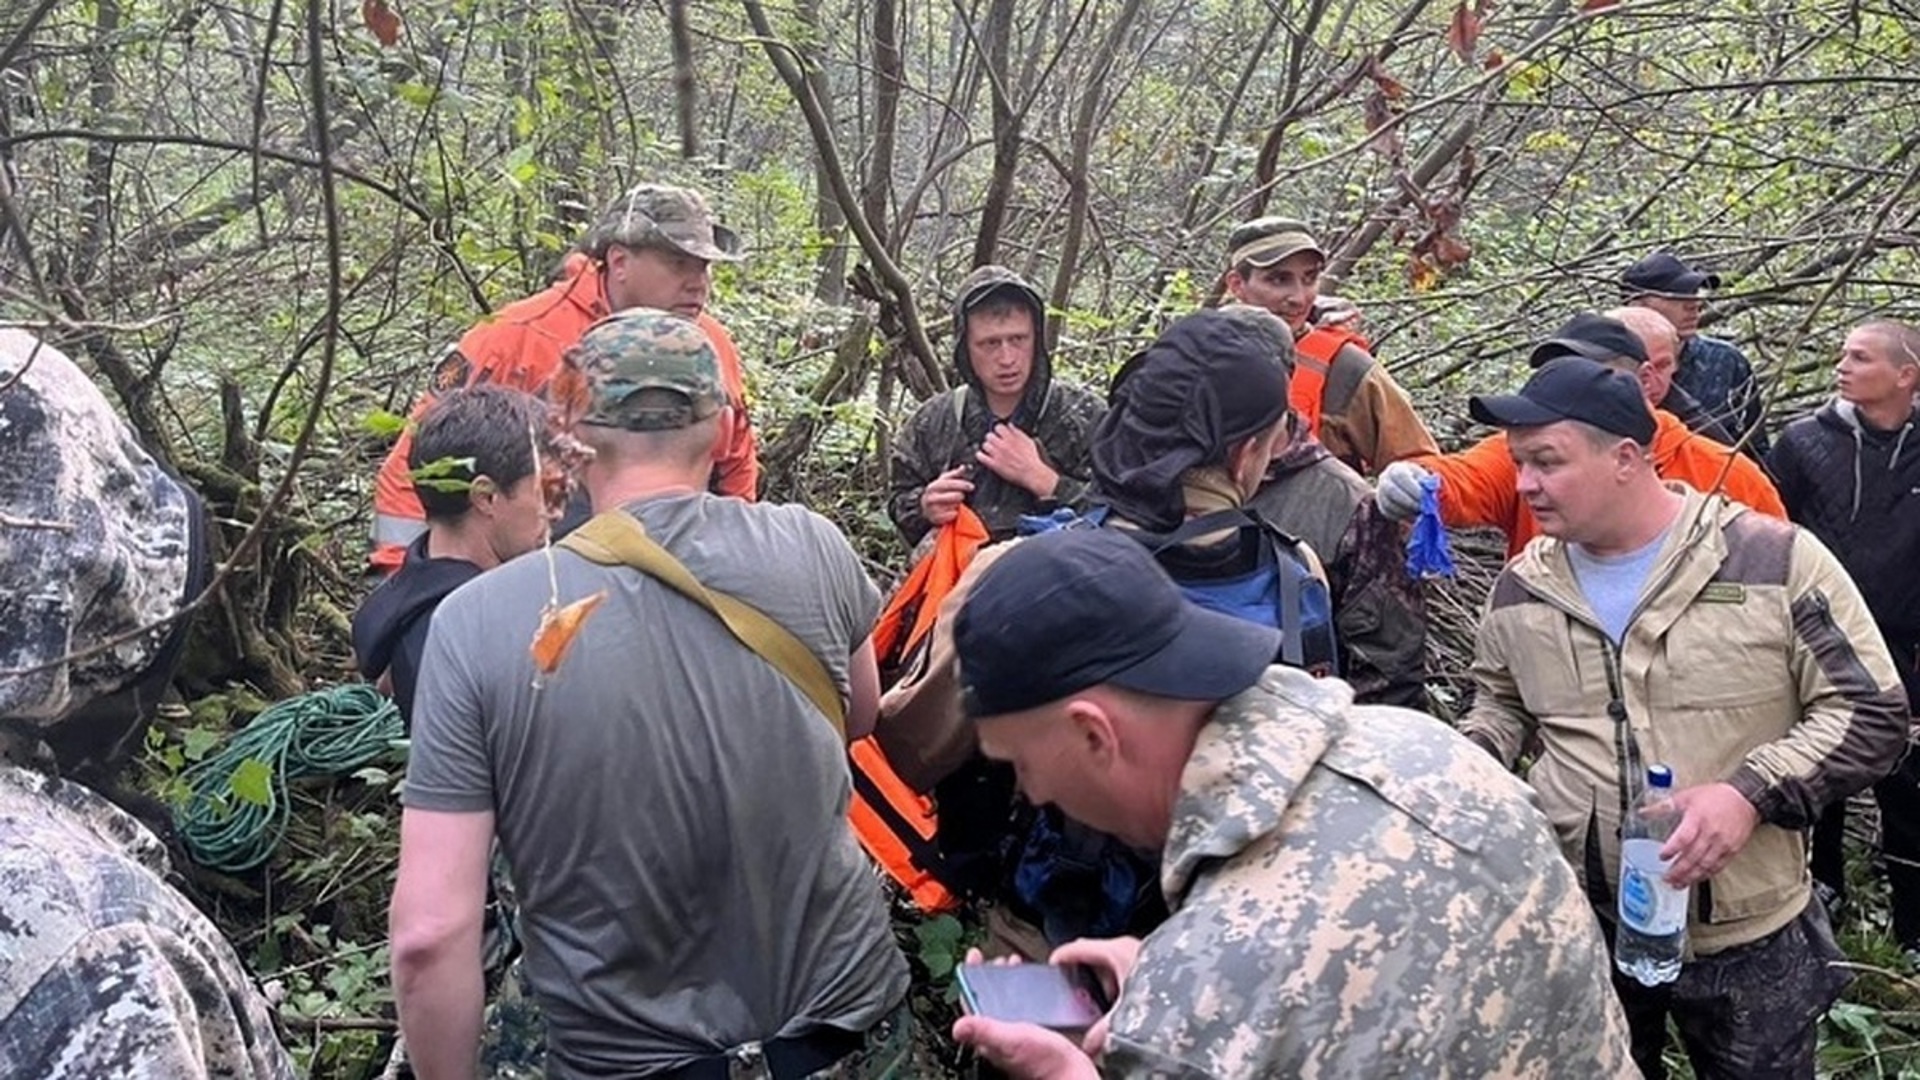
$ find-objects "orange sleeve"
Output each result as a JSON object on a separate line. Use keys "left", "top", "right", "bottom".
{"left": 1708, "top": 446, "right": 1788, "bottom": 519}
{"left": 698, "top": 313, "right": 760, "bottom": 501}
{"left": 1413, "top": 432, "right": 1531, "bottom": 555}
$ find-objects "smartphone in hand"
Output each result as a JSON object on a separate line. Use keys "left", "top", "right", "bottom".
{"left": 955, "top": 962, "right": 1110, "bottom": 1033}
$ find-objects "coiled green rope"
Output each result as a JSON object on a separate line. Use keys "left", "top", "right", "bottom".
{"left": 176, "top": 684, "right": 405, "bottom": 873}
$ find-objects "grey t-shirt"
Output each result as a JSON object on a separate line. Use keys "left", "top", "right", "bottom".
{"left": 405, "top": 493, "right": 907, "bottom": 1076}
{"left": 1568, "top": 526, "right": 1671, "bottom": 645}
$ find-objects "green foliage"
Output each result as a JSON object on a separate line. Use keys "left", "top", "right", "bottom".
{"left": 229, "top": 757, "right": 275, "bottom": 807}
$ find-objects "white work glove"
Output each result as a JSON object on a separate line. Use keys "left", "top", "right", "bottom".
{"left": 1375, "top": 461, "right": 1434, "bottom": 522}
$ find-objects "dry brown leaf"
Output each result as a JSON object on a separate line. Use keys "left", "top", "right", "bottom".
{"left": 1445, "top": 3, "right": 1481, "bottom": 63}
{"left": 531, "top": 590, "right": 607, "bottom": 675}
{"left": 362, "top": 0, "right": 401, "bottom": 46}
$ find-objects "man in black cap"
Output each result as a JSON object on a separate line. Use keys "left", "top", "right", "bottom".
{"left": 945, "top": 528, "right": 1635, "bottom": 1079}
{"left": 1462, "top": 356, "right": 1908, "bottom": 1078}
{"left": 1623, "top": 250, "right": 1768, "bottom": 456}
{"left": 1372, "top": 312, "right": 1784, "bottom": 558}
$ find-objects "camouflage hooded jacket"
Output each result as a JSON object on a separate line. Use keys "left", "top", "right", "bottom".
{"left": 1102, "top": 669, "right": 1639, "bottom": 1079}
{"left": 887, "top": 266, "right": 1106, "bottom": 546}
{"left": 0, "top": 766, "right": 294, "bottom": 1077}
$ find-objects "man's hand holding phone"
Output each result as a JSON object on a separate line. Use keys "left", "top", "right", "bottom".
{"left": 950, "top": 938, "right": 1142, "bottom": 1080}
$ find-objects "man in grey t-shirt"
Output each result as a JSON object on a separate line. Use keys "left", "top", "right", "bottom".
{"left": 389, "top": 309, "right": 909, "bottom": 1079}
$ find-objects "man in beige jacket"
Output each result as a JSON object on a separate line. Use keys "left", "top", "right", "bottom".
{"left": 1462, "top": 355, "right": 1909, "bottom": 1079}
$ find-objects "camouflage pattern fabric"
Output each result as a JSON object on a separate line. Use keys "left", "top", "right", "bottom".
{"left": 1101, "top": 668, "right": 1640, "bottom": 1079}
{"left": 0, "top": 329, "right": 191, "bottom": 723}
{"left": 583, "top": 184, "right": 742, "bottom": 263}
{"left": 888, "top": 383, "right": 1106, "bottom": 545}
{"left": 555, "top": 309, "right": 728, "bottom": 432}
{"left": 1611, "top": 901, "right": 1849, "bottom": 1079}
{"left": 0, "top": 766, "right": 294, "bottom": 1077}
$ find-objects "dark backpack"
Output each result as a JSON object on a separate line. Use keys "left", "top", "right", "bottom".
{"left": 1022, "top": 505, "right": 1340, "bottom": 675}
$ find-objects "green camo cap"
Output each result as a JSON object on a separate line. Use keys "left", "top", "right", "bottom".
{"left": 585, "top": 184, "right": 742, "bottom": 263}
{"left": 565, "top": 309, "right": 727, "bottom": 431}
{"left": 1227, "top": 216, "right": 1325, "bottom": 269}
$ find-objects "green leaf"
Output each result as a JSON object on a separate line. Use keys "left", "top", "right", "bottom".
{"left": 362, "top": 409, "right": 409, "bottom": 437}
{"left": 230, "top": 758, "right": 275, "bottom": 807}
{"left": 182, "top": 727, "right": 221, "bottom": 763}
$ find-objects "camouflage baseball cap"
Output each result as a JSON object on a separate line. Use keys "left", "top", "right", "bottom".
{"left": 561, "top": 309, "right": 728, "bottom": 431}
{"left": 585, "top": 184, "right": 742, "bottom": 263}
{"left": 1227, "top": 216, "right": 1326, "bottom": 269}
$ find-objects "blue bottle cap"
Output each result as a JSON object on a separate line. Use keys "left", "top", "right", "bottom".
{"left": 1646, "top": 764, "right": 1674, "bottom": 789}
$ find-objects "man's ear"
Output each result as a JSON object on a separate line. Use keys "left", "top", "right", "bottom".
{"left": 467, "top": 474, "right": 500, "bottom": 517}
{"left": 1223, "top": 269, "right": 1247, "bottom": 301}
{"left": 1063, "top": 696, "right": 1120, "bottom": 769}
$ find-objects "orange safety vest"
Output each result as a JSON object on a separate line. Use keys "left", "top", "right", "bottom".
{"left": 847, "top": 507, "right": 990, "bottom": 914}
{"left": 1290, "top": 325, "right": 1371, "bottom": 441}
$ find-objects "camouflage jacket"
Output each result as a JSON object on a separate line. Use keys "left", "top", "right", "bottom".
{"left": 0, "top": 766, "right": 294, "bottom": 1078}
{"left": 888, "top": 382, "right": 1106, "bottom": 547}
{"left": 1676, "top": 333, "right": 1768, "bottom": 458}
{"left": 1249, "top": 437, "right": 1428, "bottom": 710}
{"left": 1, "top": 329, "right": 192, "bottom": 723}
{"left": 1102, "top": 669, "right": 1639, "bottom": 1079}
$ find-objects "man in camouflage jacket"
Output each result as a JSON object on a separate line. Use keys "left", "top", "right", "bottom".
{"left": 948, "top": 529, "right": 1638, "bottom": 1079}
{"left": 1, "top": 331, "right": 292, "bottom": 1077}
{"left": 887, "top": 265, "right": 1105, "bottom": 547}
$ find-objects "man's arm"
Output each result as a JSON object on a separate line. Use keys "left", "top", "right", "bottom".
{"left": 847, "top": 636, "right": 882, "bottom": 741}
{"left": 1412, "top": 434, "right": 1524, "bottom": 535}
{"left": 1460, "top": 583, "right": 1537, "bottom": 767}
{"left": 1326, "top": 356, "right": 1439, "bottom": 474}
{"left": 390, "top": 808, "right": 495, "bottom": 1080}
{"left": 888, "top": 399, "right": 947, "bottom": 547}
{"left": 1724, "top": 531, "right": 1911, "bottom": 828}
{"left": 1764, "top": 435, "right": 1809, "bottom": 521}
{"left": 698, "top": 313, "right": 760, "bottom": 501}
{"left": 391, "top": 601, "right": 503, "bottom": 1078}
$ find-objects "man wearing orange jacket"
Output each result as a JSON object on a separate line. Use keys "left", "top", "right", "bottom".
{"left": 1376, "top": 311, "right": 1784, "bottom": 558}
{"left": 1223, "top": 216, "right": 1438, "bottom": 475}
{"left": 370, "top": 184, "right": 758, "bottom": 572}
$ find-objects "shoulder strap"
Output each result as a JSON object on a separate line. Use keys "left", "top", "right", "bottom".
{"left": 558, "top": 511, "right": 846, "bottom": 738}
{"left": 1149, "top": 507, "right": 1259, "bottom": 550}
{"left": 952, "top": 384, "right": 968, "bottom": 428}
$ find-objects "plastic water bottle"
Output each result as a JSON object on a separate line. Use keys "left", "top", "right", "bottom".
{"left": 1616, "top": 764, "right": 1689, "bottom": 986}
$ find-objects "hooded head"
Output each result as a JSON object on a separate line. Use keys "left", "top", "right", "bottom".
{"left": 952, "top": 265, "right": 1051, "bottom": 424}
{"left": 1092, "top": 310, "right": 1292, "bottom": 530}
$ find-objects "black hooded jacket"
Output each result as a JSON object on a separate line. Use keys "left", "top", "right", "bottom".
{"left": 1768, "top": 398, "right": 1920, "bottom": 706}
{"left": 887, "top": 266, "right": 1106, "bottom": 546}
{"left": 350, "top": 534, "right": 482, "bottom": 726}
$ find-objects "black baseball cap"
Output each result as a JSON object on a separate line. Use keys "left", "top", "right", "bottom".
{"left": 1469, "top": 356, "right": 1657, "bottom": 445}
{"left": 1622, "top": 251, "right": 1721, "bottom": 298}
{"left": 955, "top": 529, "right": 1280, "bottom": 718}
{"left": 1527, "top": 312, "right": 1648, "bottom": 368}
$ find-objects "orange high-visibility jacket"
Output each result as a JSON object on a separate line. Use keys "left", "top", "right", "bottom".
{"left": 1293, "top": 327, "right": 1438, "bottom": 475}
{"left": 847, "top": 507, "right": 992, "bottom": 915}
{"left": 370, "top": 258, "right": 757, "bottom": 572}
{"left": 1417, "top": 409, "right": 1788, "bottom": 559}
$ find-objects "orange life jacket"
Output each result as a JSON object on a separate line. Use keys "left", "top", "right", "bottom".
{"left": 847, "top": 507, "right": 990, "bottom": 914}
{"left": 1290, "top": 325, "right": 1371, "bottom": 441}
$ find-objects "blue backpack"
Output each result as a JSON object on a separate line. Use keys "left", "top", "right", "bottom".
{"left": 1003, "top": 505, "right": 1341, "bottom": 945}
